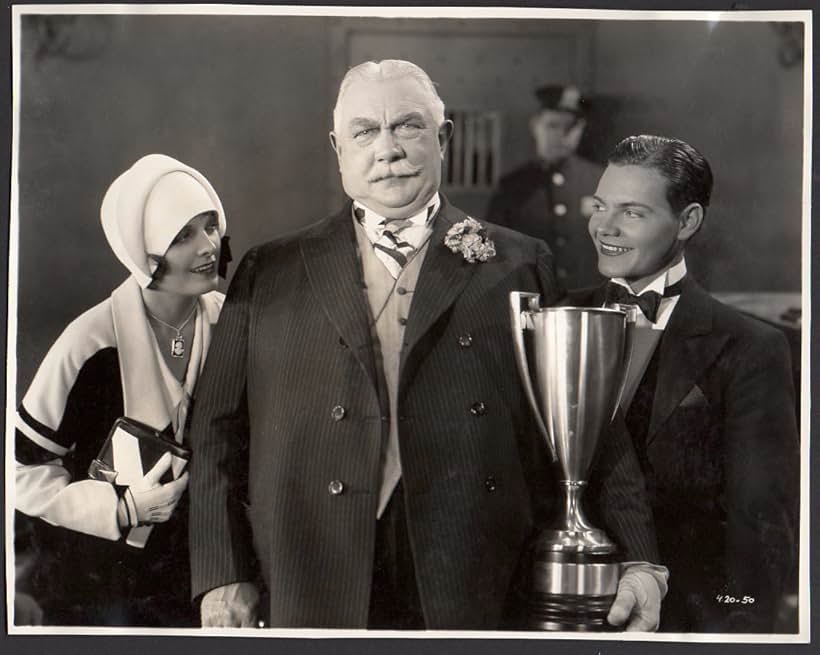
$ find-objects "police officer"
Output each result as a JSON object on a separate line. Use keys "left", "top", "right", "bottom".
{"left": 486, "top": 84, "right": 604, "bottom": 288}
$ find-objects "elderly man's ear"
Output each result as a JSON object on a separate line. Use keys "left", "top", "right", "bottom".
{"left": 438, "top": 120, "right": 455, "bottom": 158}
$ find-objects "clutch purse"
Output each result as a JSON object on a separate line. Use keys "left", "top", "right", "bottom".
{"left": 89, "top": 417, "right": 191, "bottom": 548}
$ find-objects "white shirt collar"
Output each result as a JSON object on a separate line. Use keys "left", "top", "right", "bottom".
{"left": 611, "top": 256, "right": 687, "bottom": 296}
{"left": 353, "top": 193, "right": 440, "bottom": 244}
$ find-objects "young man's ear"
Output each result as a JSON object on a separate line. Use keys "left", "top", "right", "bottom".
{"left": 438, "top": 120, "right": 455, "bottom": 158}
{"left": 677, "top": 203, "right": 704, "bottom": 242}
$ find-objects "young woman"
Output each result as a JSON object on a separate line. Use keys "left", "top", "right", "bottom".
{"left": 14, "top": 154, "right": 230, "bottom": 627}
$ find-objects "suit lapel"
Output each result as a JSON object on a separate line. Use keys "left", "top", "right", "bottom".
{"left": 300, "top": 204, "right": 380, "bottom": 392}
{"left": 400, "top": 198, "right": 478, "bottom": 383}
{"left": 647, "top": 278, "right": 727, "bottom": 443}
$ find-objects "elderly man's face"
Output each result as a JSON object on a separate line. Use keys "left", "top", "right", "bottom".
{"left": 330, "top": 76, "right": 452, "bottom": 219}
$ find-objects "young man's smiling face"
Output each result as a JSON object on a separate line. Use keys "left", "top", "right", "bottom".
{"left": 588, "top": 164, "right": 690, "bottom": 292}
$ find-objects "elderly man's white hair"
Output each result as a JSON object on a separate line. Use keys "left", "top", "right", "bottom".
{"left": 332, "top": 59, "right": 447, "bottom": 132}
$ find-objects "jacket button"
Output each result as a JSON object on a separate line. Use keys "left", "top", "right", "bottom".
{"left": 457, "top": 333, "right": 473, "bottom": 348}
{"left": 328, "top": 480, "right": 345, "bottom": 495}
{"left": 470, "top": 401, "right": 487, "bottom": 416}
{"left": 552, "top": 171, "right": 565, "bottom": 187}
{"left": 398, "top": 317, "right": 408, "bottom": 326}
{"left": 396, "top": 286, "right": 408, "bottom": 295}
{"left": 555, "top": 236, "right": 567, "bottom": 248}
{"left": 557, "top": 267, "right": 568, "bottom": 279}
{"left": 554, "top": 203, "right": 567, "bottom": 217}
{"left": 331, "top": 405, "right": 346, "bottom": 421}
{"left": 484, "top": 476, "right": 497, "bottom": 492}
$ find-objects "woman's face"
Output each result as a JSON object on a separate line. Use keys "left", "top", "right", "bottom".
{"left": 153, "top": 211, "right": 221, "bottom": 297}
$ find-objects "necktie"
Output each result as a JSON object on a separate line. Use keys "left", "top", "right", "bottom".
{"left": 355, "top": 208, "right": 418, "bottom": 279}
{"left": 604, "top": 281, "right": 682, "bottom": 323}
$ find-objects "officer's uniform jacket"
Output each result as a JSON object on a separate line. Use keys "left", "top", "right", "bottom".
{"left": 486, "top": 154, "right": 604, "bottom": 289}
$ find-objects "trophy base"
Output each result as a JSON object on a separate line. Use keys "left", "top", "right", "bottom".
{"left": 528, "top": 550, "right": 621, "bottom": 632}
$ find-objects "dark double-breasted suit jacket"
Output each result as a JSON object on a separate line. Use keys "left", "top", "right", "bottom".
{"left": 188, "top": 197, "right": 659, "bottom": 629}
{"left": 566, "top": 277, "right": 799, "bottom": 632}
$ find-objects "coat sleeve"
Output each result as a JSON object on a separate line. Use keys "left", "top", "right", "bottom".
{"left": 587, "top": 409, "right": 660, "bottom": 564}
{"left": 188, "top": 247, "right": 260, "bottom": 602}
{"left": 718, "top": 326, "right": 799, "bottom": 631}
{"left": 15, "top": 318, "right": 122, "bottom": 541}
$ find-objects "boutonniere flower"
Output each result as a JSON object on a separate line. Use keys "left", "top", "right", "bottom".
{"left": 444, "top": 217, "right": 496, "bottom": 263}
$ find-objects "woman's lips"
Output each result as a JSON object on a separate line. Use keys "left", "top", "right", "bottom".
{"left": 191, "top": 261, "right": 216, "bottom": 274}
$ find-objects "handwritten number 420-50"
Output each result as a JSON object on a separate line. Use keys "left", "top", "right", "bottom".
{"left": 716, "top": 595, "right": 755, "bottom": 604}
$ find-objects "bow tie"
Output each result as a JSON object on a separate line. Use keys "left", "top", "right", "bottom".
{"left": 604, "top": 281, "right": 682, "bottom": 323}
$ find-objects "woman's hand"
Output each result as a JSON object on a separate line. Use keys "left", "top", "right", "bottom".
{"left": 117, "top": 452, "right": 189, "bottom": 528}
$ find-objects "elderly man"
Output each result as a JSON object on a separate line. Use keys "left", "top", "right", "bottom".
{"left": 568, "top": 135, "right": 799, "bottom": 631}
{"left": 188, "top": 60, "right": 666, "bottom": 630}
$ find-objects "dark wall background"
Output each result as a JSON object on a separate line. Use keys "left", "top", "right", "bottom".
{"left": 14, "top": 13, "right": 805, "bottom": 394}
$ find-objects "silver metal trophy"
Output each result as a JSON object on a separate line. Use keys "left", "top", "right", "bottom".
{"left": 510, "top": 293, "right": 634, "bottom": 631}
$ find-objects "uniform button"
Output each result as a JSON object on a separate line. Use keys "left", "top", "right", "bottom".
{"left": 484, "top": 476, "right": 497, "bottom": 492}
{"left": 398, "top": 317, "right": 408, "bottom": 326}
{"left": 555, "top": 236, "right": 567, "bottom": 248}
{"left": 557, "top": 267, "right": 568, "bottom": 279}
{"left": 470, "top": 401, "right": 487, "bottom": 416}
{"left": 396, "top": 286, "right": 408, "bottom": 295}
{"left": 554, "top": 203, "right": 567, "bottom": 217}
{"left": 457, "top": 333, "right": 473, "bottom": 348}
{"left": 328, "top": 480, "right": 345, "bottom": 495}
{"left": 331, "top": 405, "right": 346, "bottom": 421}
{"left": 551, "top": 171, "right": 565, "bottom": 186}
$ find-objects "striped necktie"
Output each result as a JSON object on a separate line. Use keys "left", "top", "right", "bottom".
{"left": 355, "top": 208, "right": 418, "bottom": 279}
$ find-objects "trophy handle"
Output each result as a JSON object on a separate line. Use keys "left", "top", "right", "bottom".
{"left": 509, "top": 292, "right": 558, "bottom": 464}
{"left": 611, "top": 305, "right": 638, "bottom": 422}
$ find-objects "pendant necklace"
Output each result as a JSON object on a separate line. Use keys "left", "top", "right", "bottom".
{"left": 146, "top": 302, "right": 197, "bottom": 358}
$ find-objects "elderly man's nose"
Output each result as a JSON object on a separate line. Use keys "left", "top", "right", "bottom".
{"left": 375, "top": 130, "right": 403, "bottom": 162}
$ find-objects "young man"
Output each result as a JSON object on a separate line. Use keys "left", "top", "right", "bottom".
{"left": 187, "top": 62, "right": 667, "bottom": 630}
{"left": 568, "top": 134, "right": 799, "bottom": 632}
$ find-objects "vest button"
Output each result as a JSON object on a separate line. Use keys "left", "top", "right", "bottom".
{"left": 552, "top": 171, "right": 565, "bottom": 187}
{"left": 484, "top": 476, "right": 497, "bottom": 492}
{"left": 328, "top": 480, "right": 345, "bottom": 495}
{"left": 331, "top": 405, "right": 346, "bottom": 421}
{"left": 457, "top": 333, "right": 473, "bottom": 348}
{"left": 470, "top": 401, "right": 487, "bottom": 416}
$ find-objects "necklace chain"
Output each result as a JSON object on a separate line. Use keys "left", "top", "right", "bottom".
{"left": 146, "top": 302, "right": 197, "bottom": 335}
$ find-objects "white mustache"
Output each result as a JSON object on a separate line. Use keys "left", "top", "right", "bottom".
{"left": 368, "top": 165, "right": 422, "bottom": 183}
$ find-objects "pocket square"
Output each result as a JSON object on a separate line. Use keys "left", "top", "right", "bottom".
{"left": 680, "top": 384, "right": 708, "bottom": 409}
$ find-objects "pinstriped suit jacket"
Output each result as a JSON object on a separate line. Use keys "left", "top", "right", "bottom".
{"left": 188, "top": 197, "right": 659, "bottom": 629}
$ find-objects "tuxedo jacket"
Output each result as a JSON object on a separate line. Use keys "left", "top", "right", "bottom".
{"left": 566, "top": 278, "right": 799, "bottom": 632}
{"left": 486, "top": 155, "right": 604, "bottom": 289}
{"left": 188, "top": 197, "right": 659, "bottom": 629}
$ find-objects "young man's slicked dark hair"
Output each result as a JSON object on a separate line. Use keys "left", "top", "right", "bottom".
{"left": 609, "top": 135, "right": 714, "bottom": 216}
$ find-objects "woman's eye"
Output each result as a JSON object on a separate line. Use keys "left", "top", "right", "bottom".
{"left": 206, "top": 222, "right": 219, "bottom": 234}
{"left": 171, "top": 229, "right": 191, "bottom": 245}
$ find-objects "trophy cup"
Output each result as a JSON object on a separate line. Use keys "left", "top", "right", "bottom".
{"left": 509, "top": 293, "right": 634, "bottom": 631}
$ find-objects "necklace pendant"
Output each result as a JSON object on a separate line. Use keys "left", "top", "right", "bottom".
{"left": 170, "top": 335, "right": 185, "bottom": 358}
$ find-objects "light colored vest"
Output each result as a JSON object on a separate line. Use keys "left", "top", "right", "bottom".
{"left": 354, "top": 220, "right": 432, "bottom": 517}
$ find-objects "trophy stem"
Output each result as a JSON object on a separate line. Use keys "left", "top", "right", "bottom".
{"left": 560, "top": 481, "right": 597, "bottom": 533}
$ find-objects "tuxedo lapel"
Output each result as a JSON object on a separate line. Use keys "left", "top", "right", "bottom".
{"left": 647, "top": 278, "right": 727, "bottom": 443}
{"left": 400, "top": 199, "right": 478, "bottom": 385}
{"left": 300, "top": 204, "right": 380, "bottom": 392}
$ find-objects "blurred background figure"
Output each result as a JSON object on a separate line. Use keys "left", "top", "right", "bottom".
{"left": 485, "top": 84, "right": 604, "bottom": 288}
